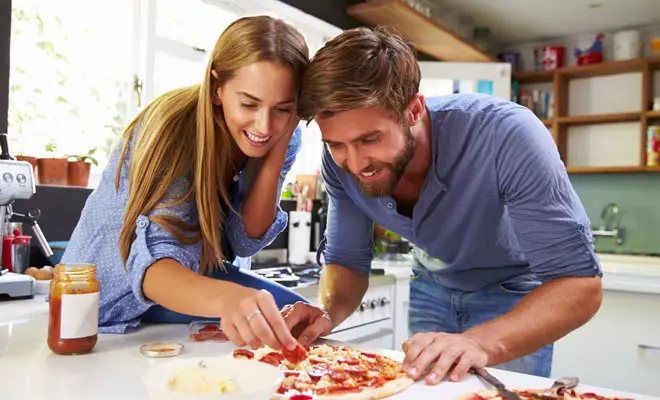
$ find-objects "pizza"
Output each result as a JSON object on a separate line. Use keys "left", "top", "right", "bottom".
{"left": 460, "top": 387, "right": 634, "bottom": 400}
{"left": 232, "top": 343, "right": 414, "bottom": 399}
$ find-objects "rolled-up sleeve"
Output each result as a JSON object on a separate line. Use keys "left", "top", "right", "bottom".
{"left": 321, "top": 146, "right": 374, "bottom": 275}
{"left": 495, "top": 108, "right": 602, "bottom": 282}
{"left": 226, "top": 125, "right": 302, "bottom": 257}
{"left": 125, "top": 178, "right": 201, "bottom": 307}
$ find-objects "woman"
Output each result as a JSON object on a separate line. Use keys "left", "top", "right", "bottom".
{"left": 61, "top": 16, "right": 309, "bottom": 351}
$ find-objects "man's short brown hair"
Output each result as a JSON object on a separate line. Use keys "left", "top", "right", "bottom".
{"left": 298, "top": 26, "right": 421, "bottom": 121}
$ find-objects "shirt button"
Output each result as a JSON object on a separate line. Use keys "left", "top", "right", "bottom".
{"left": 137, "top": 219, "right": 148, "bottom": 229}
{"left": 387, "top": 203, "right": 394, "bottom": 209}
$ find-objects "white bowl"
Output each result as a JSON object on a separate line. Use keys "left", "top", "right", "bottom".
{"left": 142, "top": 356, "right": 283, "bottom": 400}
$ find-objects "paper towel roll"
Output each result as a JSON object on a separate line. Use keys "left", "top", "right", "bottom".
{"left": 288, "top": 211, "right": 311, "bottom": 265}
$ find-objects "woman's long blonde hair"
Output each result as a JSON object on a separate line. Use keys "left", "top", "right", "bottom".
{"left": 116, "top": 16, "right": 309, "bottom": 273}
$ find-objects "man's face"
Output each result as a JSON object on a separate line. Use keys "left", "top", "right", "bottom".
{"left": 317, "top": 106, "right": 415, "bottom": 197}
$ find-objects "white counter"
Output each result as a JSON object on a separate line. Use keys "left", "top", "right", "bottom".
{"left": 0, "top": 297, "right": 655, "bottom": 400}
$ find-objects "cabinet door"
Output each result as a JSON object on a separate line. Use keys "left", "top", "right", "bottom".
{"left": 551, "top": 290, "right": 660, "bottom": 396}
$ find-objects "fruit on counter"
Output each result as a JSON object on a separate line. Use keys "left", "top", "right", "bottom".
{"left": 24, "top": 266, "right": 54, "bottom": 280}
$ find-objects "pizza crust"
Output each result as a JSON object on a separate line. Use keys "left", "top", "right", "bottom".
{"left": 270, "top": 376, "right": 415, "bottom": 400}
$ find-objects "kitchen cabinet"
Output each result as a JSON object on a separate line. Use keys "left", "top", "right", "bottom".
{"left": 552, "top": 288, "right": 660, "bottom": 396}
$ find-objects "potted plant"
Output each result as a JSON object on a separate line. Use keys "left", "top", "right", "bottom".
{"left": 37, "top": 140, "right": 68, "bottom": 186}
{"left": 66, "top": 148, "right": 98, "bottom": 187}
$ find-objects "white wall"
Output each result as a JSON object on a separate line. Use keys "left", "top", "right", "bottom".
{"left": 502, "top": 25, "right": 660, "bottom": 168}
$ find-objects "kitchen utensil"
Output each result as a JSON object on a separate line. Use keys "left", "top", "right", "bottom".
{"left": 541, "top": 376, "right": 579, "bottom": 396}
{"left": 472, "top": 367, "right": 522, "bottom": 400}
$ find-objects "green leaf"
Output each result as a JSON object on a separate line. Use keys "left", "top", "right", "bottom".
{"left": 88, "top": 148, "right": 97, "bottom": 156}
{"left": 56, "top": 96, "right": 68, "bottom": 104}
{"left": 36, "top": 41, "right": 55, "bottom": 53}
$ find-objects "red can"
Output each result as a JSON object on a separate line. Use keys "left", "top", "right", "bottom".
{"left": 541, "top": 46, "right": 565, "bottom": 70}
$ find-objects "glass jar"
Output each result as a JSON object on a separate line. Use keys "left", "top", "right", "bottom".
{"left": 48, "top": 263, "right": 100, "bottom": 355}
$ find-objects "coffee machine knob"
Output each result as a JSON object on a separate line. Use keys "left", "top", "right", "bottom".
{"left": 379, "top": 297, "right": 390, "bottom": 306}
{"left": 369, "top": 300, "right": 378, "bottom": 309}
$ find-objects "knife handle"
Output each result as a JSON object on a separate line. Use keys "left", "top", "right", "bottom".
{"left": 472, "top": 367, "right": 504, "bottom": 389}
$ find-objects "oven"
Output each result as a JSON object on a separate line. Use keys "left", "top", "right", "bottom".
{"left": 252, "top": 264, "right": 397, "bottom": 350}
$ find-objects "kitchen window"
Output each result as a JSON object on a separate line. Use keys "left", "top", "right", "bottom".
{"left": 8, "top": 0, "right": 341, "bottom": 188}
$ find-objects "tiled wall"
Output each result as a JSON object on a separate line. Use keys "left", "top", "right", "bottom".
{"left": 570, "top": 174, "right": 660, "bottom": 255}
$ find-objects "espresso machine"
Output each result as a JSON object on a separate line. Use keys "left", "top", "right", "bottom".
{"left": 0, "top": 133, "right": 53, "bottom": 299}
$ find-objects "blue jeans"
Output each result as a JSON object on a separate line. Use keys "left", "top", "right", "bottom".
{"left": 408, "top": 267, "right": 553, "bottom": 377}
{"left": 142, "top": 262, "right": 308, "bottom": 324}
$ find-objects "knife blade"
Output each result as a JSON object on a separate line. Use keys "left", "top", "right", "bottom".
{"left": 471, "top": 368, "right": 522, "bottom": 400}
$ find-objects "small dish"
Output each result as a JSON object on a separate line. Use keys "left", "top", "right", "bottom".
{"left": 141, "top": 342, "right": 184, "bottom": 358}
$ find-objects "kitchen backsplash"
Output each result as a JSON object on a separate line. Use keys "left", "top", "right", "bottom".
{"left": 570, "top": 174, "right": 660, "bottom": 255}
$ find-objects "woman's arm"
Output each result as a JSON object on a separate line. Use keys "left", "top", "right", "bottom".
{"left": 224, "top": 125, "right": 302, "bottom": 257}
{"left": 240, "top": 123, "right": 299, "bottom": 239}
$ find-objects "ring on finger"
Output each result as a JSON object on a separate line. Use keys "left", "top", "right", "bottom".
{"left": 247, "top": 309, "right": 262, "bottom": 323}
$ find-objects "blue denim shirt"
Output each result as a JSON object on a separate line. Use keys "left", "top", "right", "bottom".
{"left": 61, "top": 125, "right": 302, "bottom": 333}
{"left": 321, "top": 94, "right": 602, "bottom": 291}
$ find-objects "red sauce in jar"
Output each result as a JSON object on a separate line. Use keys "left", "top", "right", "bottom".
{"left": 47, "top": 264, "right": 99, "bottom": 355}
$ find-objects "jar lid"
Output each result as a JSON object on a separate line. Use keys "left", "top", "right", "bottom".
{"left": 140, "top": 342, "right": 184, "bottom": 358}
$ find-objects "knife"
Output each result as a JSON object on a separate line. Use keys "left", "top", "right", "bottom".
{"left": 471, "top": 368, "right": 522, "bottom": 400}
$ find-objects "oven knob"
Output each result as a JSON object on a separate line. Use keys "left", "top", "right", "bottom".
{"left": 379, "top": 297, "right": 390, "bottom": 306}
{"left": 359, "top": 302, "right": 366, "bottom": 312}
{"left": 369, "top": 300, "right": 378, "bottom": 309}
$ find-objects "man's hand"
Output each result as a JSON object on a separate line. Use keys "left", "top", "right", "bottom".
{"left": 281, "top": 302, "right": 333, "bottom": 346}
{"left": 402, "top": 332, "right": 489, "bottom": 385}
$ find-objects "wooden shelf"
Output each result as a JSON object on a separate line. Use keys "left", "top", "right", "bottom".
{"left": 646, "top": 110, "right": 660, "bottom": 119}
{"left": 512, "top": 70, "right": 554, "bottom": 84}
{"left": 559, "top": 58, "right": 644, "bottom": 79}
{"left": 542, "top": 118, "right": 553, "bottom": 127}
{"left": 566, "top": 166, "right": 660, "bottom": 174}
{"left": 346, "top": 0, "right": 495, "bottom": 62}
{"left": 557, "top": 112, "right": 641, "bottom": 126}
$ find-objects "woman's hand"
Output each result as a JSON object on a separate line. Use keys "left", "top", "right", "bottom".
{"left": 262, "top": 116, "right": 299, "bottom": 167}
{"left": 218, "top": 285, "right": 299, "bottom": 351}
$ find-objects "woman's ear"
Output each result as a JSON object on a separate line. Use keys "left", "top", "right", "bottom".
{"left": 211, "top": 69, "right": 222, "bottom": 106}
{"left": 212, "top": 87, "right": 222, "bottom": 106}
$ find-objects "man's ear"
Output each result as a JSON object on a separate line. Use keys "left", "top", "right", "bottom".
{"left": 406, "top": 93, "right": 425, "bottom": 126}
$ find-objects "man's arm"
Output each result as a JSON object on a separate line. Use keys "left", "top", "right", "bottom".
{"left": 464, "top": 275, "right": 601, "bottom": 367}
{"left": 318, "top": 264, "right": 369, "bottom": 329}
{"left": 403, "top": 108, "right": 603, "bottom": 384}
{"left": 282, "top": 146, "right": 374, "bottom": 345}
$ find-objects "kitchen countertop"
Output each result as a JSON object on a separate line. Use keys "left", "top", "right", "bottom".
{"left": 370, "top": 253, "right": 660, "bottom": 295}
{"left": 1, "top": 297, "right": 656, "bottom": 400}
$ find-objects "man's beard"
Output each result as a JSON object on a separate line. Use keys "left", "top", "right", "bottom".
{"left": 343, "top": 121, "right": 416, "bottom": 197}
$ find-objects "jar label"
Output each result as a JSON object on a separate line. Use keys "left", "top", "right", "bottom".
{"left": 60, "top": 292, "right": 99, "bottom": 339}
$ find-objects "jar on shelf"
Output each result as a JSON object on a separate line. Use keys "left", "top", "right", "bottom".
{"left": 647, "top": 126, "right": 660, "bottom": 167}
{"left": 48, "top": 263, "right": 100, "bottom": 355}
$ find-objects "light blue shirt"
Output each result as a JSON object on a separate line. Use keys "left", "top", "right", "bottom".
{"left": 321, "top": 94, "right": 602, "bottom": 291}
{"left": 61, "top": 124, "right": 302, "bottom": 333}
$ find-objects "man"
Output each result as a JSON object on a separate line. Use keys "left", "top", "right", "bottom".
{"left": 281, "top": 27, "right": 603, "bottom": 384}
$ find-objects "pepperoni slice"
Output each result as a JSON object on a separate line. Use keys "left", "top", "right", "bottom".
{"left": 199, "top": 324, "right": 220, "bottom": 332}
{"left": 337, "top": 356, "right": 360, "bottom": 365}
{"left": 308, "top": 367, "right": 329, "bottom": 381}
{"left": 265, "top": 352, "right": 285, "bottom": 362}
{"left": 289, "top": 395, "right": 314, "bottom": 400}
{"left": 343, "top": 365, "right": 368, "bottom": 376}
{"left": 233, "top": 349, "right": 254, "bottom": 359}
{"left": 259, "top": 354, "right": 283, "bottom": 366}
{"left": 282, "top": 343, "right": 307, "bottom": 364}
{"left": 330, "top": 371, "right": 350, "bottom": 382}
{"left": 283, "top": 370, "right": 300, "bottom": 377}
